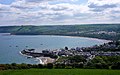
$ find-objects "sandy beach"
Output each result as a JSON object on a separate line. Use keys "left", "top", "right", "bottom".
{"left": 36, "top": 57, "right": 55, "bottom": 65}
{"left": 20, "top": 51, "right": 55, "bottom": 64}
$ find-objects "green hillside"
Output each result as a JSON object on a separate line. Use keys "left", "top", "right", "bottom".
{"left": 0, "top": 24, "right": 120, "bottom": 40}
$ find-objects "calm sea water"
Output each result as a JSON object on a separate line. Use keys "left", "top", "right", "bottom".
{"left": 0, "top": 34, "right": 109, "bottom": 64}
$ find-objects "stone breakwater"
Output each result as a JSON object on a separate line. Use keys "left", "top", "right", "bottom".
{"left": 20, "top": 49, "right": 56, "bottom": 64}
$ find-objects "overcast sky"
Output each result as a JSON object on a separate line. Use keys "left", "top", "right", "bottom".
{"left": 0, "top": 0, "right": 120, "bottom": 26}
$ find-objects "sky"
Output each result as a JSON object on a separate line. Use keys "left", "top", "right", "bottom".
{"left": 0, "top": 0, "right": 120, "bottom": 26}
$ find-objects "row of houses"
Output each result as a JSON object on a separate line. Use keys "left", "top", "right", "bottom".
{"left": 21, "top": 41, "right": 120, "bottom": 61}
{"left": 21, "top": 47, "right": 120, "bottom": 58}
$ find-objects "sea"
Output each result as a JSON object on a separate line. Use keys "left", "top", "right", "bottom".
{"left": 0, "top": 33, "right": 109, "bottom": 64}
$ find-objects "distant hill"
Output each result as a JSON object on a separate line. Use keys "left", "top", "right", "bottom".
{"left": 0, "top": 24, "right": 120, "bottom": 40}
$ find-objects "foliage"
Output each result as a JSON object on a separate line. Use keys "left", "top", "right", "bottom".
{"left": 68, "top": 55, "right": 86, "bottom": 63}
{"left": 0, "top": 24, "right": 120, "bottom": 40}
{"left": 0, "top": 56, "right": 120, "bottom": 70}
{"left": 87, "top": 56, "right": 120, "bottom": 69}
{"left": 111, "top": 62, "right": 120, "bottom": 69}
{"left": 46, "top": 63, "right": 53, "bottom": 69}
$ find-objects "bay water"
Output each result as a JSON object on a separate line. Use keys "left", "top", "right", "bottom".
{"left": 0, "top": 34, "right": 109, "bottom": 64}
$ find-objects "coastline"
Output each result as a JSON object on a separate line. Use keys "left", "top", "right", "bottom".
{"left": 11, "top": 34, "right": 111, "bottom": 42}
{"left": 17, "top": 35, "right": 111, "bottom": 64}
{"left": 36, "top": 57, "right": 55, "bottom": 65}
{"left": 0, "top": 32, "right": 111, "bottom": 42}
{"left": 19, "top": 51, "right": 55, "bottom": 64}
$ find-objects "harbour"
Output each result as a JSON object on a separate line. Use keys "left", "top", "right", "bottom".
{"left": 0, "top": 35, "right": 109, "bottom": 64}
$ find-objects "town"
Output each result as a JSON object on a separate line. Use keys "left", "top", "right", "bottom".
{"left": 21, "top": 41, "right": 120, "bottom": 65}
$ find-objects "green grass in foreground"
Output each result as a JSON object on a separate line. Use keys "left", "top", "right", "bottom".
{"left": 0, "top": 69, "right": 120, "bottom": 75}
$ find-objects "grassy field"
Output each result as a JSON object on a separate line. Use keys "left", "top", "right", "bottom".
{"left": 0, "top": 69, "right": 120, "bottom": 75}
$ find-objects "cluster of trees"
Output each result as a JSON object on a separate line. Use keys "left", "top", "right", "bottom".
{"left": 0, "top": 56, "right": 120, "bottom": 70}
{"left": 56, "top": 55, "right": 120, "bottom": 69}
{"left": 0, "top": 63, "right": 54, "bottom": 70}
{"left": 0, "top": 63, "right": 31, "bottom": 70}
{"left": 85, "top": 56, "right": 120, "bottom": 69}
{"left": 57, "top": 55, "right": 120, "bottom": 69}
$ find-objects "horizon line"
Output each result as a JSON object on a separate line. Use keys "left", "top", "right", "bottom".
{"left": 0, "top": 23, "right": 120, "bottom": 27}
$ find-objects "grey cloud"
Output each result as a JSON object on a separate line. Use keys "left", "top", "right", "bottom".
{"left": 111, "top": 10, "right": 120, "bottom": 14}
{"left": 25, "top": 0, "right": 54, "bottom": 3}
{"left": 51, "top": 6, "right": 68, "bottom": 11}
{"left": 89, "top": 8, "right": 103, "bottom": 12}
{"left": 52, "top": 13, "right": 73, "bottom": 21}
{"left": 38, "top": 12, "right": 62, "bottom": 17}
{"left": 0, "top": 5, "right": 10, "bottom": 11}
{"left": 38, "top": 11, "right": 71, "bottom": 21}
{"left": 88, "top": 3, "right": 117, "bottom": 8}
{"left": 11, "top": 5, "right": 31, "bottom": 9}
{"left": 88, "top": 3, "right": 117, "bottom": 12}
{"left": 110, "top": 15, "right": 120, "bottom": 21}
{"left": 0, "top": 6, "right": 6, "bottom": 11}
{"left": 25, "top": 0, "right": 70, "bottom": 3}
{"left": 110, "top": 10, "right": 120, "bottom": 20}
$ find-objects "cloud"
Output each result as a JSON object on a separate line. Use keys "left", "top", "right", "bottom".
{"left": 87, "top": 0, "right": 119, "bottom": 12}
{"left": 88, "top": 3, "right": 117, "bottom": 9}
{"left": 0, "top": 4, "right": 10, "bottom": 11}
{"left": 88, "top": 3, "right": 117, "bottom": 12}
{"left": 88, "top": 0, "right": 120, "bottom": 5}
{"left": 51, "top": 6, "right": 68, "bottom": 11}
{"left": 25, "top": 0, "right": 54, "bottom": 3}
{"left": 0, "top": 0, "right": 120, "bottom": 25}
{"left": 24, "top": 0, "right": 78, "bottom": 3}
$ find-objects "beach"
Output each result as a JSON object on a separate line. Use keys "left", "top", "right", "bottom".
{"left": 36, "top": 57, "right": 55, "bottom": 65}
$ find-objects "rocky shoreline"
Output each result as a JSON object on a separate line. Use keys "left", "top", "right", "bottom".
{"left": 20, "top": 49, "right": 57, "bottom": 64}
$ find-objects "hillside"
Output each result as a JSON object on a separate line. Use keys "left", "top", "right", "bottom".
{"left": 0, "top": 24, "right": 120, "bottom": 40}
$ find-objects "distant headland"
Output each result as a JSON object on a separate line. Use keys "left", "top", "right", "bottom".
{"left": 0, "top": 24, "right": 120, "bottom": 41}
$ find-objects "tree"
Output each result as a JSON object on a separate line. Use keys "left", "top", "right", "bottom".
{"left": 46, "top": 63, "right": 53, "bottom": 69}
{"left": 111, "top": 62, "right": 120, "bottom": 69}
{"left": 69, "top": 55, "right": 86, "bottom": 63}
{"left": 19, "top": 63, "right": 30, "bottom": 69}
{"left": 91, "top": 56, "right": 105, "bottom": 63}
{"left": 11, "top": 63, "right": 17, "bottom": 66}
{"left": 65, "top": 47, "right": 68, "bottom": 50}
{"left": 38, "top": 64, "right": 44, "bottom": 69}
{"left": 73, "top": 63, "right": 84, "bottom": 68}
{"left": 95, "top": 63, "right": 103, "bottom": 69}
{"left": 55, "top": 63, "right": 65, "bottom": 69}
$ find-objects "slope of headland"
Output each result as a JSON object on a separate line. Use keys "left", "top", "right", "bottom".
{"left": 0, "top": 24, "right": 120, "bottom": 40}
